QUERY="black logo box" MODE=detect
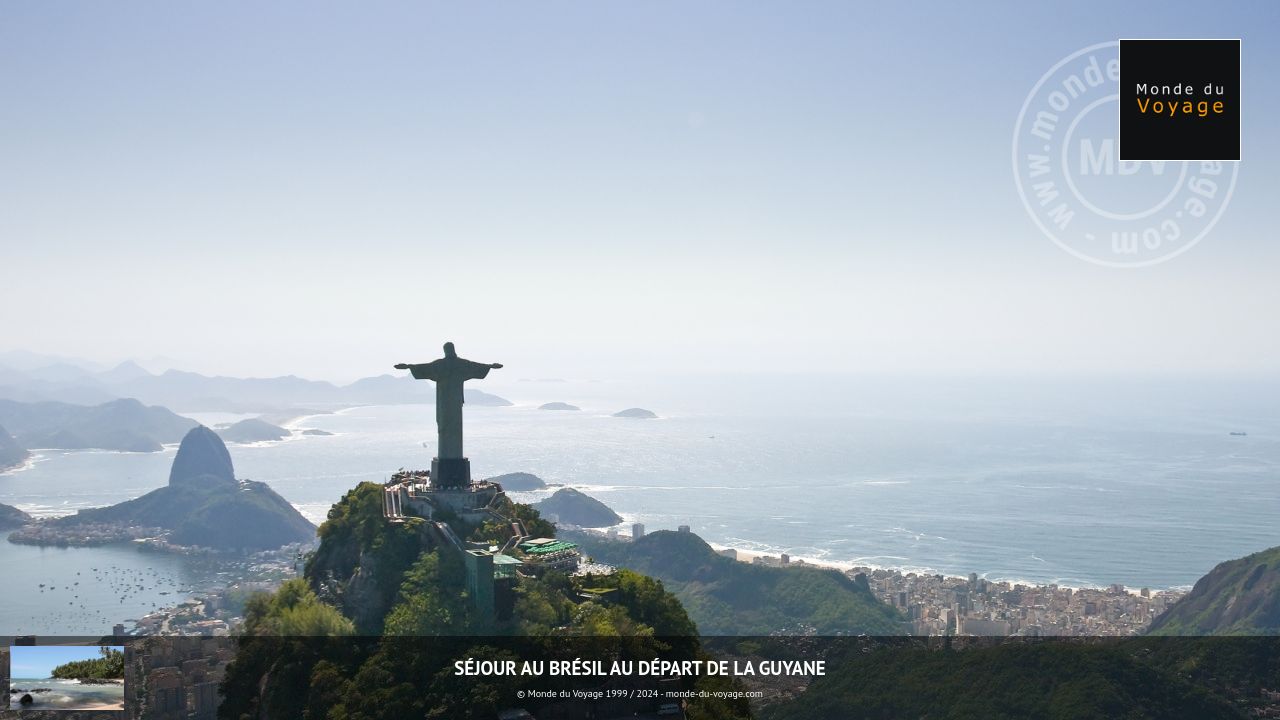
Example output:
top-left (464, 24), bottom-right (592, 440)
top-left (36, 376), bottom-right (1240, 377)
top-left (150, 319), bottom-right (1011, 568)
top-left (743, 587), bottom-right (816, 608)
top-left (1119, 39), bottom-right (1240, 161)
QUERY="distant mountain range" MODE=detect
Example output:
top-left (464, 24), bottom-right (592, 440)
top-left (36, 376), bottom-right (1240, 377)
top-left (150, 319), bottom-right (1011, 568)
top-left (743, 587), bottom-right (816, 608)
top-left (0, 353), bottom-right (513, 452)
top-left (0, 398), bottom-right (197, 452)
top-left (13, 426), bottom-right (315, 552)
top-left (0, 353), bottom-right (511, 412)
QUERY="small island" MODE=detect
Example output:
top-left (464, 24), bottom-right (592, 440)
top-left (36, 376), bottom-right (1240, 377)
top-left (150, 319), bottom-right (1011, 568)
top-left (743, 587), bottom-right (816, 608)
top-left (487, 471), bottom-right (547, 491)
top-left (301, 428), bottom-right (334, 436)
top-left (538, 401), bottom-right (581, 411)
top-left (613, 407), bottom-right (658, 419)
top-left (216, 418), bottom-right (291, 443)
top-left (534, 487), bottom-right (622, 528)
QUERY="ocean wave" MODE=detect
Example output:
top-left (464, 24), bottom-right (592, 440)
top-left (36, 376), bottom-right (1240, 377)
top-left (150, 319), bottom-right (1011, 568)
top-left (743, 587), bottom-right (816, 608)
top-left (880, 527), bottom-right (949, 542)
top-left (228, 436), bottom-right (304, 449)
top-left (24, 447), bottom-right (170, 456)
top-left (10, 501), bottom-right (103, 518)
top-left (0, 452), bottom-right (45, 476)
top-left (706, 545), bottom-right (939, 577)
top-left (562, 484), bottom-right (746, 493)
top-left (1014, 483), bottom-right (1119, 493)
top-left (292, 502), bottom-right (335, 525)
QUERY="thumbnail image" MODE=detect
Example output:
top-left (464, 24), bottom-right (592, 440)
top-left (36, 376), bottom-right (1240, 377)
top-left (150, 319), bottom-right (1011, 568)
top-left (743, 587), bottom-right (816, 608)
top-left (7, 646), bottom-right (124, 711)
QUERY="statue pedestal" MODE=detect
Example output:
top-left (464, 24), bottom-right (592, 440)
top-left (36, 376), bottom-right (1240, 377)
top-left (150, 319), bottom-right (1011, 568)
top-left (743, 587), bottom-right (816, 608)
top-left (431, 457), bottom-right (471, 489)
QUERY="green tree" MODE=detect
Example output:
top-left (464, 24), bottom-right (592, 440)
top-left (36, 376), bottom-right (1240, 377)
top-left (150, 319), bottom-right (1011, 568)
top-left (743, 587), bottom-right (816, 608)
top-left (243, 578), bottom-right (355, 636)
top-left (383, 550), bottom-right (477, 636)
top-left (49, 647), bottom-right (124, 680)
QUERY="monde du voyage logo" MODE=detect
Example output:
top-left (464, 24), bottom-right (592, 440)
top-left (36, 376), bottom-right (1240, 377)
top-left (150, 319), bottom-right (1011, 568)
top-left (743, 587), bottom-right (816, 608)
top-left (1013, 40), bottom-right (1240, 267)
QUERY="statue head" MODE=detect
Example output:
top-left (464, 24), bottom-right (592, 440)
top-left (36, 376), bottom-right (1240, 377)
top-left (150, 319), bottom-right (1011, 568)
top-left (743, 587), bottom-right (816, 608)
top-left (443, 342), bottom-right (457, 358)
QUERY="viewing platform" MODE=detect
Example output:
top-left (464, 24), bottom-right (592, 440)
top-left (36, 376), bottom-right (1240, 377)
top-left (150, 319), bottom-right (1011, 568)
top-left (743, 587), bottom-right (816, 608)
top-left (382, 469), bottom-right (507, 525)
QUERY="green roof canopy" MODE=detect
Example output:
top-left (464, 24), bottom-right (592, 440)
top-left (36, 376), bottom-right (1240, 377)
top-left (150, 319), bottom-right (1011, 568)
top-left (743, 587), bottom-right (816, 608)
top-left (520, 540), bottom-right (579, 555)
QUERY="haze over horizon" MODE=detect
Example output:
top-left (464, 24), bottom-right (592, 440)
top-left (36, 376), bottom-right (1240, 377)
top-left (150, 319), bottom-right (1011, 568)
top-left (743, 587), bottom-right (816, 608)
top-left (3, 2), bottom-right (1279, 382)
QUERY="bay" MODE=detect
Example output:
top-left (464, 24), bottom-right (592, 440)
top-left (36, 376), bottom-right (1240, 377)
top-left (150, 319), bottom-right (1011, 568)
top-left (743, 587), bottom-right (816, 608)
top-left (2, 373), bottom-right (1278, 635)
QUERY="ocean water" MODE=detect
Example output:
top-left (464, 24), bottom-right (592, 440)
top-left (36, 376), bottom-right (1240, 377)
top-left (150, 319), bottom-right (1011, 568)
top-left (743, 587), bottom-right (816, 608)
top-left (1, 373), bottom-right (1278, 634)
top-left (7, 678), bottom-right (124, 710)
top-left (0, 530), bottom-right (233, 636)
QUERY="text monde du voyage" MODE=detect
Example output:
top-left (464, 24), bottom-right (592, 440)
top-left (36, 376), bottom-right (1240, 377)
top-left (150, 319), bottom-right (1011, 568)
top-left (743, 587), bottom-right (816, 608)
top-left (1134, 82), bottom-right (1228, 118)
top-left (454, 658), bottom-right (825, 678)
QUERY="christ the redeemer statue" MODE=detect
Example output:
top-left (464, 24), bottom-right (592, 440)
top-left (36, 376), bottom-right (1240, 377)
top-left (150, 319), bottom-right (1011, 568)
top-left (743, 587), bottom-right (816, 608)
top-left (395, 342), bottom-right (502, 488)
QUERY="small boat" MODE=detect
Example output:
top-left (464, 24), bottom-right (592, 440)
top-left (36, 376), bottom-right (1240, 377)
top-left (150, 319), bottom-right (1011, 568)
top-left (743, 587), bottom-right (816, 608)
top-left (1230, 431), bottom-right (1247, 436)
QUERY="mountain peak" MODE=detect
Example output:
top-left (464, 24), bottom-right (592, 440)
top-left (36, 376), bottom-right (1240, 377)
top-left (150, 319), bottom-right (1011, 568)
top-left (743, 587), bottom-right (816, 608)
top-left (169, 426), bottom-right (236, 489)
top-left (534, 487), bottom-right (622, 528)
top-left (102, 397), bottom-right (146, 410)
top-left (98, 359), bottom-right (153, 384)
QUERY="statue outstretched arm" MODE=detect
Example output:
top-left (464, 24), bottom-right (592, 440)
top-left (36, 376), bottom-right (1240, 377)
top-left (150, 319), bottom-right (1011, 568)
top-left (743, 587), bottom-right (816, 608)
top-left (395, 362), bottom-right (438, 380)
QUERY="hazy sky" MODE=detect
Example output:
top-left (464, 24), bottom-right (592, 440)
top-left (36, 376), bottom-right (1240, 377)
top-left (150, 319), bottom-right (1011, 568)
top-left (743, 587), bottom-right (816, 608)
top-left (2, 2), bottom-right (1277, 382)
